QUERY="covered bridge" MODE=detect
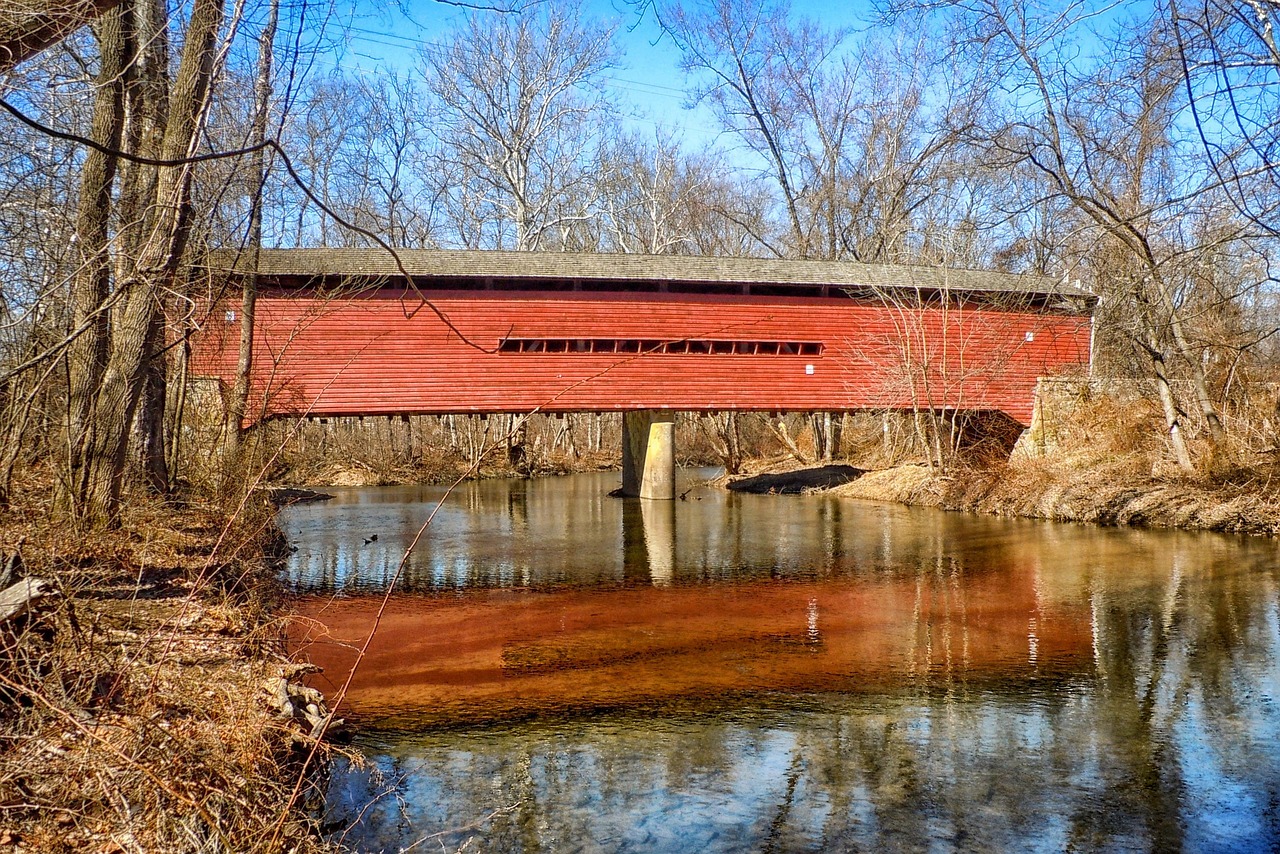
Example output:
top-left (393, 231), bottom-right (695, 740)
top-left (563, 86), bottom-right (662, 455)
top-left (193, 249), bottom-right (1095, 496)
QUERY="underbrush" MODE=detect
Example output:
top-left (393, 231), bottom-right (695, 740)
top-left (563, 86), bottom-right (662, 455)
top-left (834, 391), bottom-right (1280, 535)
top-left (0, 467), bottom-right (337, 853)
top-left (249, 415), bottom-right (621, 488)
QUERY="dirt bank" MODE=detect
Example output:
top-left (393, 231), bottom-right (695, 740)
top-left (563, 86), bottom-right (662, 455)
top-left (723, 459), bottom-right (1280, 536)
top-left (838, 461), bottom-right (1280, 535)
top-left (723, 387), bottom-right (1280, 537)
top-left (721, 463), bottom-right (864, 494)
top-left (0, 475), bottom-right (335, 853)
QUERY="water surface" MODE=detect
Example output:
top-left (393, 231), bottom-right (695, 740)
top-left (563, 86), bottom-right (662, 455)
top-left (283, 471), bottom-right (1280, 852)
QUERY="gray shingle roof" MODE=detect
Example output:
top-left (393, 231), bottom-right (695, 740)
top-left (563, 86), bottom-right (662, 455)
top-left (209, 248), bottom-right (1094, 302)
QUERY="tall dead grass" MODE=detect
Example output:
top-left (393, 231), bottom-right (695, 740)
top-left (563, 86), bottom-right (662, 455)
top-left (0, 466), bottom-right (337, 853)
top-left (835, 390), bottom-right (1280, 535)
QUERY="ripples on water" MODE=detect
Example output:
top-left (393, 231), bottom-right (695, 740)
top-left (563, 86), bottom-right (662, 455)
top-left (282, 471), bottom-right (1280, 853)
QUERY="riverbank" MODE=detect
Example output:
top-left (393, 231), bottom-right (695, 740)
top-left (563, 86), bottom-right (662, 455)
top-left (0, 472), bottom-right (335, 853)
top-left (724, 454), bottom-right (1280, 536)
top-left (831, 460), bottom-right (1280, 535)
top-left (724, 386), bottom-right (1280, 536)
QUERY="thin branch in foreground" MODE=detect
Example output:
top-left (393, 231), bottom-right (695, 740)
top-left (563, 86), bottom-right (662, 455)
top-left (0, 96), bottom-right (496, 354)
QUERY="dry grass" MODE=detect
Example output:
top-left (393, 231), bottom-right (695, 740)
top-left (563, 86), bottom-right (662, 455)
top-left (0, 468), bottom-right (337, 853)
top-left (833, 392), bottom-right (1280, 536)
top-left (255, 417), bottom-right (620, 489)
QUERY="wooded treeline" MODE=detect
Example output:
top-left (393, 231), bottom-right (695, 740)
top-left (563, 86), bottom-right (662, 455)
top-left (0, 0), bottom-right (1277, 525)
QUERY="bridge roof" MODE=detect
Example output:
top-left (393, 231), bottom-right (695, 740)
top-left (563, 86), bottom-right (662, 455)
top-left (214, 249), bottom-right (1094, 306)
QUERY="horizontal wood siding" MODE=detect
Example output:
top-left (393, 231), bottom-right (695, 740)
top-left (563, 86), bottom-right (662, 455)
top-left (192, 289), bottom-right (1092, 424)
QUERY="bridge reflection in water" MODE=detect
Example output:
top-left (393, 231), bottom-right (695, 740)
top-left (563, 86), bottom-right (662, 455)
top-left (284, 473), bottom-right (1280, 853)
top-left (287, 475), bottom-right (1094, 728)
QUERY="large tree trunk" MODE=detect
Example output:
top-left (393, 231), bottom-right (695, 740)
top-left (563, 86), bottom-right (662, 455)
top-left (116, 0), bottom-right (169, 495)
top-left (60, 4), bottom-right (130, 514)
top-left (77, 0), bottom-right (226, 525)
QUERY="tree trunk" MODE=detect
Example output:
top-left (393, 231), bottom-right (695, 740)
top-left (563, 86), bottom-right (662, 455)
top-left (165, 331), bottom-right (190, 480)
top-left (133, 307), bottom-right (169, 493)
top-left (224, 0), bottom-right (278, 462)
top-left (1153, 273), bottom-right (1227, 445)
top-left (1144, 337), bottom-right (1195, 471)
top-left (60, 4), bottom-right (130, 514)
top-left (77, 0), bottom-right (226, 525)
top-left (769, 417), bottom-right (808, 463)
top-left (813, 411), bottom-right (836, 461)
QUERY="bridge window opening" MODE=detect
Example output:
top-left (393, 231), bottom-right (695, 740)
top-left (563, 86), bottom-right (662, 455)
top-left (498, 337), bottom-right (824, 357)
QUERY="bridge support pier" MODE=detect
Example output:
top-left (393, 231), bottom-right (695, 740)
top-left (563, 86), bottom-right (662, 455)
top-left (621, 410), bottom-right (675, 500)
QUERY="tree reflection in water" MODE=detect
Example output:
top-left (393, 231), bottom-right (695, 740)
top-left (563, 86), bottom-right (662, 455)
top-left (282, 474), bottom-right (1280, 853)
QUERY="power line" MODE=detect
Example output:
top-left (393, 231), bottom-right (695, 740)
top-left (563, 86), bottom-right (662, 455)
top-left (339, 23), bottom-right (690, 97)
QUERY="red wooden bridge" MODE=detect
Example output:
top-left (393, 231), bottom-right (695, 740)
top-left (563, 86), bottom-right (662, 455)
top-left (194, 250), bottom-right (1094, 497)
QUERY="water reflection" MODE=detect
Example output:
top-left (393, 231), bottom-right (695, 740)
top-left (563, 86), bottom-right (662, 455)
top-left (330, 682), bottom-right (1280, 854)
top-left (282, 471), bottom-right (1197, 594)
top-left (281, 472), bottom-right (1280, 853)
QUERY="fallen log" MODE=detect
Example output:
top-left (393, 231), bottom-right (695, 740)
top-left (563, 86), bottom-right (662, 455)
top-left (0, 577), bottom-right (56, 626)
top-left (262, 672), bottom-right (342, 742)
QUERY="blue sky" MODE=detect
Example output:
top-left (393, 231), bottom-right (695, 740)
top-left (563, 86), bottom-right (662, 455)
top-left (328, 0), bottom-right (875, 152)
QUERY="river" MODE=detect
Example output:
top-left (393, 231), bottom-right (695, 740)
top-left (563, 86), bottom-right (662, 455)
top-left (281, 470), bottom-right (1280, 853)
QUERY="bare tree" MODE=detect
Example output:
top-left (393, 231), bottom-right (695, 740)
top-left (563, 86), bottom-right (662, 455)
top-left (223, 0), bottom-right (280, 462)
top-left (419, 2), bottom-right (619, 250)
top-left (848, 280), bottom-right (1044, 467)
top-left (641, 0), bottom-right (810, 256)
top-left (62, 3), bottom-right (128, 504)
top-left (1171, 0), bottom-right (1280, 237)
top-left (887, 0), bottom-right (1268, 469)
top-left (594, 128), bottom-right (719, 254)
top-left (51, 0), bottom-right (235, 524)
top-left (804, 33), bottom-right (983, 265)
top-left (326, 72), bottom-right (435, 247)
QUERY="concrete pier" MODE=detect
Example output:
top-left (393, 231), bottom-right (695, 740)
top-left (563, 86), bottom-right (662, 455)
top-left (621, 498), bottom-right (676, 585)
top-left (620, 410), bottom-right (675, 500)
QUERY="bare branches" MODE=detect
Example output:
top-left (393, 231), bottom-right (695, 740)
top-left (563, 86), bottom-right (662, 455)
top-left (0, 91), bottom-right (498, 366)
top-left (418, 1), bottom-right (620, 251)
top-left (1170, 0), bottom-right (1280, 237)
top-left (643, 0), bottom-right (809, 254)
top-left (0, 0), bottom-right (122, 72)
